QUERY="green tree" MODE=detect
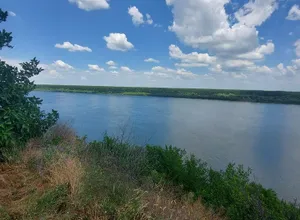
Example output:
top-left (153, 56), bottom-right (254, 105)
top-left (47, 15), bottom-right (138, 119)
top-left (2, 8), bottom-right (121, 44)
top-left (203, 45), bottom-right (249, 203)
top-left (0, 8), bottom-right (59, 160)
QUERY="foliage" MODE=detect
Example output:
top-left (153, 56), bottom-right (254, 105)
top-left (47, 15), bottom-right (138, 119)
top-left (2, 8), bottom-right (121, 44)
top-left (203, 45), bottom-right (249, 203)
top-left (0, 9), bottom-right (58, 153)
top-left (86, 135), bottom-right (148, 179)
top-left (78, 157), bottom-right (137, 217)
top-left (145, 145), bottom-right (300, 220)
top-left (75, 134), bottom-right (300, 219)
top-left (36, 84), bottom-right (300, 105)
top-left (0, 9), bottom-right (12, 49)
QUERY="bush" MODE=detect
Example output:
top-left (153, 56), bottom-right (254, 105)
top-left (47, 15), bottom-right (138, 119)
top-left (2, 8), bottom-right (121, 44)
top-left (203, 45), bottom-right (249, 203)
top-left (86, 135), bottom-right (148, 179)
top-left (145, 145), bottom-right (300, 220)
top-left (0, 8), bottom-right (58, 156)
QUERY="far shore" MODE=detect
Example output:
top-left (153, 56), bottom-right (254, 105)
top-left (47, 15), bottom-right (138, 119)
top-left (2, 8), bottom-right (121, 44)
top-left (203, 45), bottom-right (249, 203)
top-left (35, 84), bottom-right (300, 105)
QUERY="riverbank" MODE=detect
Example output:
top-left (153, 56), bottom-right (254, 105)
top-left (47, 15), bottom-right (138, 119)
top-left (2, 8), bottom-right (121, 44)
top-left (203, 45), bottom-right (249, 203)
top-left (0, 124), bottom-right (221, 219)
top-left (36, 84), bottom-right (300, 105)
top-left (1, 124), bottom-right (299, 219)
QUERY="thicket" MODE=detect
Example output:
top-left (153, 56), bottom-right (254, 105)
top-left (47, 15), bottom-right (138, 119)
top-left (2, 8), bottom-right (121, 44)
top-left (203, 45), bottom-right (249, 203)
top-left (86, 136), bottom-right (300, 220)
top-left (4, 126), bottom-right (298, 219)
top-left (0, 9), bottom-right (58, 160)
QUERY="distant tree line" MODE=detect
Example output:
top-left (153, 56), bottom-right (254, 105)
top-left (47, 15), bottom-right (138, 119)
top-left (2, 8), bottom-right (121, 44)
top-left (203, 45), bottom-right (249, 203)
top-left (36, 84), bottom-right (300, 105)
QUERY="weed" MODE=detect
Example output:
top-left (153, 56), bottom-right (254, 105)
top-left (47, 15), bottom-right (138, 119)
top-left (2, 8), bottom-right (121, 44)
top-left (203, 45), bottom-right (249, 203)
top-left (29, 184), bottom-right (69, 217)
top-left (117, 189), bottom-right (147, 220)
top-left (48, 154), bottom-right (84, 196)
top-left (79, 164), bottom-right (134, 217)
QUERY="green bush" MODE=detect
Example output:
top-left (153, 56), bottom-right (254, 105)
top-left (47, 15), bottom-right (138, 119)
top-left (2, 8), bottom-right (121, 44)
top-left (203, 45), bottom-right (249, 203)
top-left (80, 137), bottom-right (300, 219)
top-left (0, 9), bottom-right (58, 156)
top-left (145, 145), bottom-right (300, 220)
top-left (86, 135), bottom-right (148, 179)
top-left (79, 163), bottom-right (135, 217)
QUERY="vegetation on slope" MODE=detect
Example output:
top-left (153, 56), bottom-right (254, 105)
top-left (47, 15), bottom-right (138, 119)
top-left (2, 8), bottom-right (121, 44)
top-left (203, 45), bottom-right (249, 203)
top-left (36, 84), bottom-right (300, 105)
top-left (1, 124), bottom-right (300, 220)
top-left (0, 124), bottom-right (222, 220)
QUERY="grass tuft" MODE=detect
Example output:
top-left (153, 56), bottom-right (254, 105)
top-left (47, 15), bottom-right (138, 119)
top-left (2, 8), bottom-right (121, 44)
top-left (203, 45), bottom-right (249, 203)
top-left (48, 153), bottom-right (84, 196)
top-left (28, 184), bottom-right (69, 218)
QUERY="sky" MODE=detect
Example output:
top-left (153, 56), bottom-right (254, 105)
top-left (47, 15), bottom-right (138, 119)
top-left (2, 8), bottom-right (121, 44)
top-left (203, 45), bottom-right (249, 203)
top-left (1, 0), bottom-right (300, 90)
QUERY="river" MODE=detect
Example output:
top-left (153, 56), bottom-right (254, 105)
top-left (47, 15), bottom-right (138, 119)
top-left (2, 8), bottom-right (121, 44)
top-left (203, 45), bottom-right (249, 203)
top-left (33, 91), bottom-right (300, 201)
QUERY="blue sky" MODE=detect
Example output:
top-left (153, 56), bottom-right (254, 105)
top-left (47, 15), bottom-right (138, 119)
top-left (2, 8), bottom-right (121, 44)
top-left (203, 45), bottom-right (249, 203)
top-left (1, 0), bottom-right (300, 90)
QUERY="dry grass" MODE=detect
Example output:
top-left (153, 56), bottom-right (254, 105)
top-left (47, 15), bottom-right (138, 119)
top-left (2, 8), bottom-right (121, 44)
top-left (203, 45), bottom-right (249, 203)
top-left (0, 163), bottom-right (47, 217)
top-left (81, 202), bottom-right (110, 220)
top-left (141, 186), bottom-right (223, 220)
top-left (47, 153), bottom-right (84, 196)
top-left (21, 144), bottom-right (43, 165)
top-left (43, 123), bottom-right (77, 145)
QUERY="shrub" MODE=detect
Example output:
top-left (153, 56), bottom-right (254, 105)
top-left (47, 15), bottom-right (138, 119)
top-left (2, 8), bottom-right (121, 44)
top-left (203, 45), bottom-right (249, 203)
top-left (145, 145), bottom-right (300, 220)
top-left (146, 145), bottom-right (208, 195)
top-left (86, 135), bottom-right (148, 179)
top-left (0, 8), bottom-right (58, 158)
top-left (79, 164), bottom-right (135, 217)
top-left (43, 123), bottom-right (76, 146)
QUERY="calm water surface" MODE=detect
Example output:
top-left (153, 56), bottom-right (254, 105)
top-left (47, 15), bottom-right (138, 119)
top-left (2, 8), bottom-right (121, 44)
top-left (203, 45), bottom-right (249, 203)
top-left (33, 91), bottom-right (300, 201)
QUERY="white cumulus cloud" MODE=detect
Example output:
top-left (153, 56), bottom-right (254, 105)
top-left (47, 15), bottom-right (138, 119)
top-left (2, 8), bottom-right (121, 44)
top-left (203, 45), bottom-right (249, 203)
top-left (167, 0), bottom-right (278, 57)
top-left (106, 60), bottom-right (117, 66)
top-left (292, 59), bottom-right (300, 68)
top-left (68, 0), bottom-right (109, 11)
top-left (277, 63), bottom-right (287, 75)
top-left (88, 64), bottom-right (104, 72)
top-left (247, 65), bottom-right (272, 74)
top-left (146, 14), bottom-right (153, 24)
top-left (235, 0), bottom-right (278, 27)
top-left (169, 44), bottom-right (216, 67)
top-left (120, 66), bottom-right (133, 72)
top-left (151, 66), bottom-right (196, 79)
top-left (55, 42), bottom-right (92, 52)
top-left (103, 33), bottom-right (134, 51)
top-left (128, 6), bottom-right (144, 26)
top-left (286, 5), bottom-right (300, 21)
top-left (237, 42), bottom-right (275, 60)
top-left (128, 6), bottom-right (154, 26)
top-left (175, 63), bottom-right (209, 68)
top-left (276, 62), bottom-right (299, 77)
top-left (223, 60), bottom-right (254, 69)
top-left (144, 58), bottom-right (160, 63)
top-left (53, 60), bottom-right (74, 70)
top-left (8, 11), bottom-right (16, 17)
